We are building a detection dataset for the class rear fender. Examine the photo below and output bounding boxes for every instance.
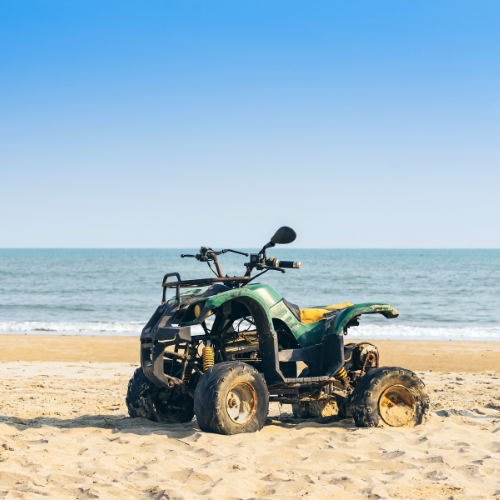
[329,303,398,335]
[293,302,398,347]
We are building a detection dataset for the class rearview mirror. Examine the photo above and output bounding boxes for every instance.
[270,226,296,245]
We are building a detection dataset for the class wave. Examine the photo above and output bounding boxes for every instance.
[0,321,499,341]
[0,321,144,336]
[349,324,500,341]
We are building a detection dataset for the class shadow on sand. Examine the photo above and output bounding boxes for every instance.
[0,413,356,436]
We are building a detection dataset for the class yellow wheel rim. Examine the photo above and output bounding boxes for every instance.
[378,385,416,427]
[225,382,257,425]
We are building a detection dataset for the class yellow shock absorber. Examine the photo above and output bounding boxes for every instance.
[335,366,348,383]
[202,346,214,372]
[183,347,197,384]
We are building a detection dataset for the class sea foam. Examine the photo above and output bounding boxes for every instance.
[0,321,143,336]
[350,323,500,341]
[0,321,499,341]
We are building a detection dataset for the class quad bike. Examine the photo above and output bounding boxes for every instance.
[127,227,429,434]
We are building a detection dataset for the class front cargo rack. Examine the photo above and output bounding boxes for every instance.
[161,272,251,305]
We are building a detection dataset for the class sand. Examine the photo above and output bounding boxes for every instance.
[0,335,138,363]
[0,337,499,499]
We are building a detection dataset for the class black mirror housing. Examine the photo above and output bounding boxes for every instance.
[270,226,296,245]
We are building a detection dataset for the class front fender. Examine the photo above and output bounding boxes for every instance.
[180,288,285,385]
[180,288,274,327]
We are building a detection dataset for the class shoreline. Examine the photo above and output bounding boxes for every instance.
[0,334,498,372]
[2,330,500,342]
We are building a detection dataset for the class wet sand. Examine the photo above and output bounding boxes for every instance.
[0,334,499,372]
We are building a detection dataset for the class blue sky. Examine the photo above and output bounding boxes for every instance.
[1,1,499,248]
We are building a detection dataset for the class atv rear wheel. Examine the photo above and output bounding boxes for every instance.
[292,399,341,419]
[291,367,344,419]
[126,365,194,423]
[194,362,269,435]
[349,367,429,428]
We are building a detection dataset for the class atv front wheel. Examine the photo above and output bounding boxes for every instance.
[126,365,194,423]
[349,367,429,428]
[194,362,269,435]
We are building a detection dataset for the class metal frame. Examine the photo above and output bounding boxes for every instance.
[140,248,396,407]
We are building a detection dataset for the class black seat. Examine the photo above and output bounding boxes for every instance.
[282,298,301,322]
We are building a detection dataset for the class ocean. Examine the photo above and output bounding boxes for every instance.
[0,249,499,341]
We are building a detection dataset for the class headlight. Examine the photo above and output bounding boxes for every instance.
[194,304,202,317]
[193,301,211,319]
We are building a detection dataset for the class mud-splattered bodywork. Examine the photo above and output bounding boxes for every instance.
[140,283,398,389]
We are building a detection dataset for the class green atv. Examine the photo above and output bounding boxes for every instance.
[127,227,429,434]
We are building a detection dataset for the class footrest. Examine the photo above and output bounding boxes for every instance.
[155,326,191,342]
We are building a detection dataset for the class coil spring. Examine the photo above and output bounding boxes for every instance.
[335,366,348,382]
[183,365,193,384]
[183,348,197,384]
[202,346,214,372]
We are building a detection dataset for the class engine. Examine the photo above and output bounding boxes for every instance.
[344,342,380,383]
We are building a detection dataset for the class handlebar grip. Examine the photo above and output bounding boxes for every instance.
[181,254,196,258]
[278,260,302,269]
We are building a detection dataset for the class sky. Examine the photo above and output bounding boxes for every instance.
[1,1,499,249]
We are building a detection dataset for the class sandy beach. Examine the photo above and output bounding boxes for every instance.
[0,336,499,499]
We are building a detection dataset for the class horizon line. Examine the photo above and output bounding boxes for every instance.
[1,247,499,251]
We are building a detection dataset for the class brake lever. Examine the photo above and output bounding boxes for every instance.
[223,249,249,257]
[180,254,207,262]
[256,265,285,273]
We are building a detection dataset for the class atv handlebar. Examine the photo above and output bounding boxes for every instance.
[277,260,302,269]
[181,249,248,259]
[180,246,300,284]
